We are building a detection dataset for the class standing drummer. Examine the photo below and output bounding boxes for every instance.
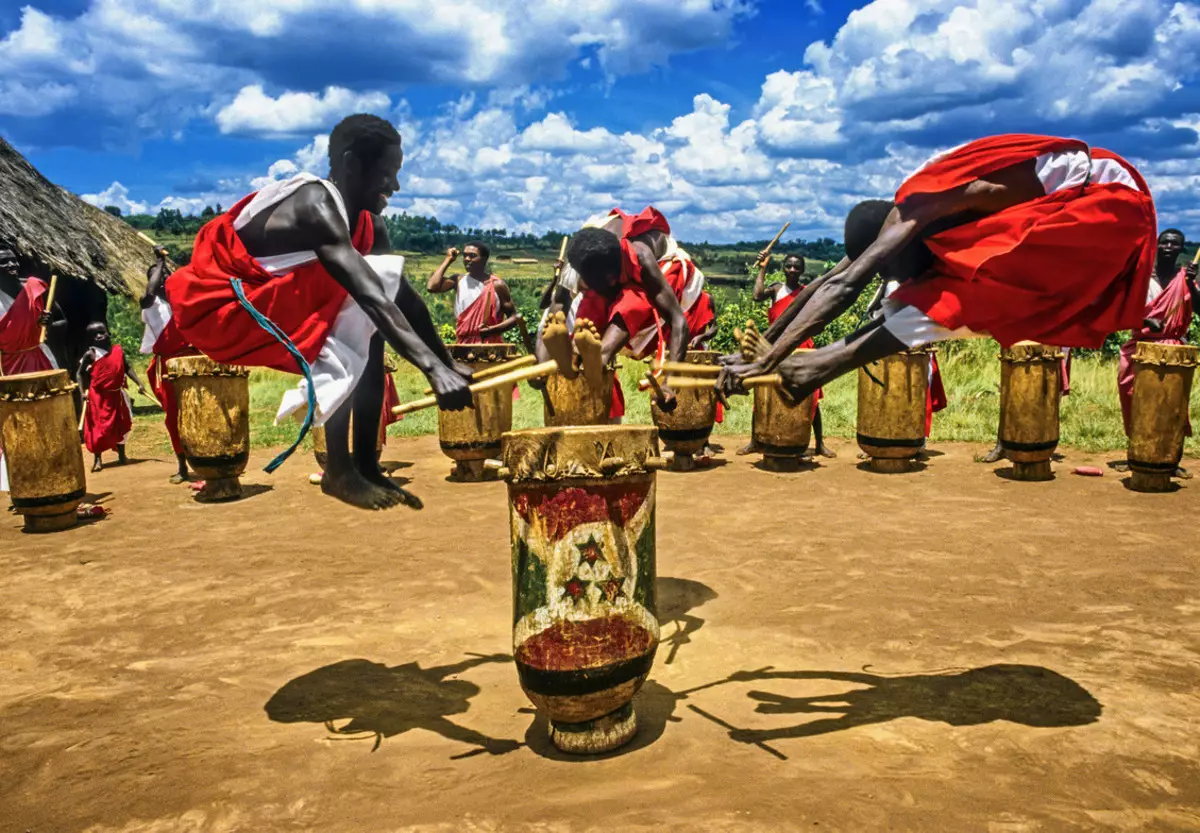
[427,242,523,344]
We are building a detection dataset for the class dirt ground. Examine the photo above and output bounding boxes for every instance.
[2,431,1199,832]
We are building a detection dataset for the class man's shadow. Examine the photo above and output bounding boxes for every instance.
[264,653,521,758]
[725,664,1101,745]
[657,577,718,665]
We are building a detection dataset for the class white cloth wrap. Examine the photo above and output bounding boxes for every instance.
[139,296,172,354]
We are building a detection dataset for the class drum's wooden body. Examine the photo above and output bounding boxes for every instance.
[1128,342,1198,492]
[166,356,250,501]
[999,342,1062,481]
[502,426,664,754]
[856,348,930,473]
[651,350,718,470]
[752,385,814,471]
[438,343,519,480]
[543,366,616,427]
[0,370,86,532]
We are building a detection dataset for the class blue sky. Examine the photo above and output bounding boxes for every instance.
[1,0,1198,243]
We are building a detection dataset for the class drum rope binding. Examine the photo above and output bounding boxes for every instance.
[230,278,315,474]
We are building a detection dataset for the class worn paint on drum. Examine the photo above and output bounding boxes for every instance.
[856,348,930,472]
[166,356,251,502]
[752,348,815,467]
[543,368,616,427]
[0,369,86,532]
[438,343,519,480]
[1128,342,1198,492]
[503,425,662,754]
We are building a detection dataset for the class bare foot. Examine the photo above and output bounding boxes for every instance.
[321,465,406,510]
[357,457,424,509]
[91,457,102,473]
[976,442,1006,464]
[736,440,759,456]
[168,473,186,485]
[816,444,837,459]
[542,311,577,378]
[1109,460,1130,473]
[857,450,869,460]
[1176,466,1192,480]
[574,318,606,391]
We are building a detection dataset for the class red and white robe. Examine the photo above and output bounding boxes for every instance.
[1117,270,1193,435]
[83,344,133,455]
[455,274,505,344]
[881,134,1155,350]
[140,296,197,457]
[0,278,58,491]
[768,283,828,418]
[879,280,946,436]
[165,173,406,427]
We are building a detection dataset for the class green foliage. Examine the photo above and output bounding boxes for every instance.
[106,294,145,356]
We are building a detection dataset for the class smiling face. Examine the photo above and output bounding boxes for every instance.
[0,247,18,279]
[349,142,403,215]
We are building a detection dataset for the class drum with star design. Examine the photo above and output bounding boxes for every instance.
[499,425,667,754]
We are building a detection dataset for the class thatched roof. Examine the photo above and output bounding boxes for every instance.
[0,135,164,298]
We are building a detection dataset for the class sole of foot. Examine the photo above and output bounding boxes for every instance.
[542,311,578,378]
[574,319,606,391]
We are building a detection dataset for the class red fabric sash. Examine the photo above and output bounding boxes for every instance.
[888,134,1156,348]
[768,285,802,324]
[0,278,53,376]
[1118,268,1195,434]
[166,192,374,373]
[685,291,715,341]
[84,345,132,454]
[925,354,948,437]
[455,276,504,344]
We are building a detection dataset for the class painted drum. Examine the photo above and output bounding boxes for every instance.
[651,350,719,471]
[0,369,86,532]
[1128,342,1198,492]
[856,347,931,474]
[543,366,616,427]
[501,425,666,754]
[438,343,520,481]
[999,342,1062,482]
[165,355,251,502]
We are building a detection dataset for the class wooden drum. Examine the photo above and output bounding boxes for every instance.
[999,342,1062,481]
[166,356,251,501]
[651,350,719,471]
[543,366,616,427]
[0,370,87,532]
[1128,342,1198,492]
[438,343,520,481]
[752,383,815,472]
[856,348,930,473]
[500,425,665,754]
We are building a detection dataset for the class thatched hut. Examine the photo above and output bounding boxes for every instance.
[0,135,165,374]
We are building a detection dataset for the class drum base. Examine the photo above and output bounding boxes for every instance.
[22,510,77,534]
[866,457,915,474]
[669,452,697,472]
[1129,469,1173,493]
[760,454,804,472]
[1010,460,1053,481]
[549,702,637,755]
[195,476,243,502]
[450,459,493,482]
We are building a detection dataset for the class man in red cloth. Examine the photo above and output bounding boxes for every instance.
[166,114,471,510]
[564,206,690,414]
[79,323,147,472]
[721,134,1157,405]
[427,242,522,344]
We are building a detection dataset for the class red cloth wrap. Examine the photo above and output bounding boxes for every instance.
[1118,268,1195,435]
[455,276,505,344]
[768,285,802,325]
[0,278,54,375]
[84,344,132,454]
[148,316,198,457]
[925,353,948,437]
[685,290,715,342]
[887,134,1156,349]
[165,192,375,373]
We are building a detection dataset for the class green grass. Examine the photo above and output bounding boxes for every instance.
[126,338,1200,459]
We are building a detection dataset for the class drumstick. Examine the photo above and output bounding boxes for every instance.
[1193,248,1200,265]
[39,274,58,344]
[394,360,557,416]
[754,222,791,266]
[78,400,87,432]
[516,315,535,354]
[686,704,787,761]
[743,373,784,387]
[662,377,719,390]
[643,371,665,399]
[653,360,721,376]
[422,354,537,394]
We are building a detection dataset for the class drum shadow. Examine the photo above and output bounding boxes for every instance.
[918,448,945,459]
[264,653,521,758]
[522,679,680,761]
[752,459,822,474]
[1119,476,1182,493]
[380,460,414,473]
[670,457,729,474]
[657,577,719,665]
[712,664,1100,753]
[190,483,274,503]
[854,461,928,474]
[130,404,161,416]
[992,466,1056,482]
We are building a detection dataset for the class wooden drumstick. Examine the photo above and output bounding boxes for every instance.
[1193,247,1200,265]
[743,373,784,387]
[394,360,557,416]
[422,354,537,394]
[662,377,719,390]
[39,274,58,344]
[516,315,535,354]
[754,222,791,266]
[78,400,87,432]
[653,360,721,376]
[644,371,665,398]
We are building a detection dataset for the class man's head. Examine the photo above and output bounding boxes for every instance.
[462,241,490,274]
[782,254,805,284]
[843,199,933,281]
[86,322,111,348]
[328,114,403,214]
[1158,228,1185,263]
[0,245,18,279]
[567,227,623,296]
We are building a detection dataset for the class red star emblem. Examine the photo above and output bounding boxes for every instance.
[564,578,588,600]
[601,579,625,602]
[576,535,605,567]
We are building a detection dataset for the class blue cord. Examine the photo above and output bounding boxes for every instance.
[230,278,316,473]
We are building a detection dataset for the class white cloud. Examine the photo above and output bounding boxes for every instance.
[79,181,149,216]
[215,85,391,137]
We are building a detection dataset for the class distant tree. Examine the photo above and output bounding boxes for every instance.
[200,205,216,219]
[103,205,122,217]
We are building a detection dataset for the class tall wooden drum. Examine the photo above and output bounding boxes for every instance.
[500,425,665,754]
[438,343,519,480]
[543,366,616,427]
[752,383,815,472]
[999,342,1062,481]
[166,356,251,501]
[1128,342,1198,492]
[651,350,719,471]
[0,370,87,532]
[856,348,930,473]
